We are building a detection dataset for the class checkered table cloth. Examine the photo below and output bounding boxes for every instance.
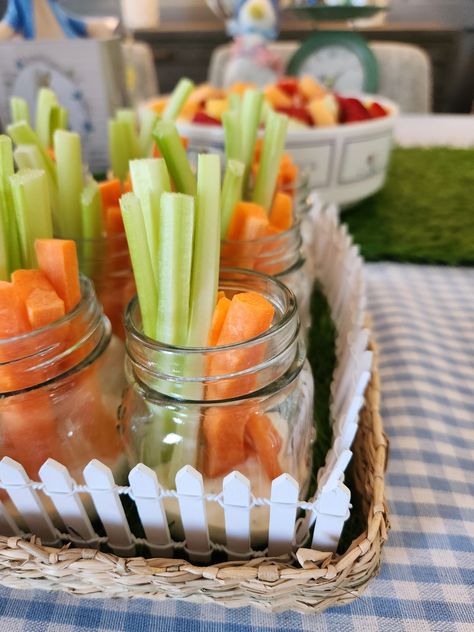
[0,262,472,631]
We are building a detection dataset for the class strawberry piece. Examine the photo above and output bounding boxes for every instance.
[191,112,222,126]
[368,102,388,118]
[276,77,299,97]
[338,97,371,124]
[275,106,313,126]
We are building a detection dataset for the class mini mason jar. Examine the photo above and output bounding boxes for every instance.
[77,234,135,340]
[120,269,315,545]
[221,215,313,334]
[0,276,127,484]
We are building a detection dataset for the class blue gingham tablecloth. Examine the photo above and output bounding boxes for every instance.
[0,262,473,632]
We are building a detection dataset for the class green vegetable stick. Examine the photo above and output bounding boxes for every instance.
[10,97,30,125]
[0,136,21,274]
[153,120,196,196]
[162,77,195,122]
[222,110,241,162]
[138,108,159,157]
[229,93,241,112]
[50,105,69,139]
[35,88,59,149]
[155,192,194,345]
[7,121,57,184]
[10,169,53,268]
[80,178,104,279]
[252,111,289,213]
[108,119,129,182]
[130,158,171,281]
[54,129,84,239]
[0,209,8,280]
[240,89,263,186]
[163,155,222,478]
[221,159,245,239]
[116,109,140,160]
[13,144,43,170]
[187,153,221,346]
[120,193,158,337]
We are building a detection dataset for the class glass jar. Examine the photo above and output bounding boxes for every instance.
[120,269,315,545]
[77,234,135,340]
[0,276,127,484]
[221,217,313,334]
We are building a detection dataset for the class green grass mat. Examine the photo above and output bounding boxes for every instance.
[345,147,474,266]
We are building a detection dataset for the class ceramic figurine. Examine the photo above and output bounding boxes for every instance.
[224,0,283,88]
[0,0,114,40]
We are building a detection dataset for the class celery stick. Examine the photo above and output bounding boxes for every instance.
[35,88,59,149]
[130,158,171,281]
[252,111,288,213]
[229,93,241,112]
[108,119,129,182]
[138,108,158,157]
[10,169,53,268]
[155,192,194,345]
[0,198,8,280]
[153,120,196,196]
[13,144,43,170]
[50,105,69,138]
[165,155,221,482]
[80,179,103,279]
[120,192,157,338]
[221,159,244,239]
[222,110,241,162]
[7,121,57,185]
[187,154,221,346]
[162,78,195,122]
[0,136,21,274]
[260,99,272,125]
[54,130,84,239]
[10,97,30,124]
[240,89,263,187]
[117,109,140,160]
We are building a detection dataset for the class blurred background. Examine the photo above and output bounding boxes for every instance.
[0,0,472,113]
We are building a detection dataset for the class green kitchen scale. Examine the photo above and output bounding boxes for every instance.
[284,2,389,93]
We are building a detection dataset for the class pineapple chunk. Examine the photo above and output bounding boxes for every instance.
[205,98,229,121]
[299,75,327,101]
[308,96,338,127]
[264,85,293,109]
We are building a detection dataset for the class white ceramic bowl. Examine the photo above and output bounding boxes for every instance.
[177,95,399,206]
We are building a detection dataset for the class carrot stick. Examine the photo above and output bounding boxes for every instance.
[105,205,125,236]
[227,201,269,241]
[207,295,231,346]
[12,269,65,329]
[35,239,81,312]
[99,178,122,212]
[0,280,30,339]
[202,292,274,477]
[245,412,283,480]
[269,191,293,231]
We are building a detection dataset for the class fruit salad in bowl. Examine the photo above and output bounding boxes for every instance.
[148,77,398,206]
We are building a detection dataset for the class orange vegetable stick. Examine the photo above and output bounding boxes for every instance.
[99,178,122,212]
[0,281,30,339]
[208,295,231,346]
[12,269,65,329]
[245,413,283,480]
[0,282,61,474]
[202,292,275,477]
[269,192,293,231]
[105,205,125,236]
[35,239,81,312]
[227,202,269,241]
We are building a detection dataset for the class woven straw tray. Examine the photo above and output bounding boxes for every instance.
[0,350,388,613]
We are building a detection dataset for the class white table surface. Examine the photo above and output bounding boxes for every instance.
[394,114,474,148]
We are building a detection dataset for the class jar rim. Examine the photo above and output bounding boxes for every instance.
[124,267,298,355]
[0,275,94,346]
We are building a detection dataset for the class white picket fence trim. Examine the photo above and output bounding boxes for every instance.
[0,200,371,560]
